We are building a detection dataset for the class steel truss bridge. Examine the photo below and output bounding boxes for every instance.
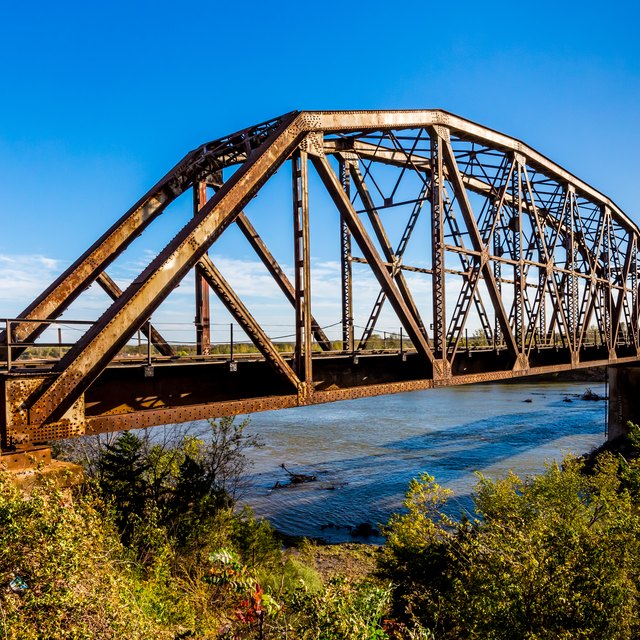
[1,110,639,454]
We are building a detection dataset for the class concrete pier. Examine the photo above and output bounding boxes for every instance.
[608,365,640,440]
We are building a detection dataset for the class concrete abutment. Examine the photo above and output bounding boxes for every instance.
[608,365,640,440]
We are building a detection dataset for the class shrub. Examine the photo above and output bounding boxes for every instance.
[382,454,640,639]
[61,416,261,555]
[0,471,161,639]
[284,577,393,640]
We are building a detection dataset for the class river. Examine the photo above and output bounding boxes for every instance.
[239,380,607,543]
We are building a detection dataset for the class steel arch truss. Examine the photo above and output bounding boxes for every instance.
[2,110,639,445]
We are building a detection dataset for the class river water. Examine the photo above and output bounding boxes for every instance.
[239,380,607,543]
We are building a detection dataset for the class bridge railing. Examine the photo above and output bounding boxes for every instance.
[1,317,421,371]
[2,318,95,373]
[2,315,629,375]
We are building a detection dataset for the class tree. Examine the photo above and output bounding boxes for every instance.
[97,430,149,544]
[470,327,489,346]
[61,416,261,553]
[382,454,640,639]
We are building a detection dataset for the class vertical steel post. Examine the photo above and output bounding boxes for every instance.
[632,242,638,346]
[194,182,211,355]
[430,130,446,360]
[58,327,63,359]
[147,320,152,365]
[539,276,547,345]
[293,150,313,383]
[512,156,523,354]
[493,222,502,348]
[339,158,354,352]
[571,197,580,352]
[5,319,11,373]
[601,205,612,352]
[565,187,577,352]
[0,321,6,445]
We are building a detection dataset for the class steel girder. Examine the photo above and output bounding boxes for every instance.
[0,114,294,361]
[3,109,640,444]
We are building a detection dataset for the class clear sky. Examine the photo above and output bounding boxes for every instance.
[0,0,638,344]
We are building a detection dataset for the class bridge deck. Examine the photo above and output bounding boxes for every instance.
[1,344,629,443]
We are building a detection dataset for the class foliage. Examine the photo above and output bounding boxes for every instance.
[96,430,149,544]
[206,547,281,637]
[0,471,160,639]
[284,577,393,640]
[27,416,640,638]
[5,412,424,639]
[382,452,640,639]
[380,473,455,624]
[62,416,260,553]
[201,542,403,640]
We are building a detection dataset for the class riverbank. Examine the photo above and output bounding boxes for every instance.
[6,410,634,639]
[286,540,380,581]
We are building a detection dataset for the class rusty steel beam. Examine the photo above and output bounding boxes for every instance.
[196,255,300,390]
[512,159,524,352]
[438,132,519,361]
[356,182,429,350]
[446,259,485,360]
[431,129,447,360]
[4,109,639,443]
[7,347,640,445]
[95,272,175,357]
[235,212,332,351]
[338,157,355,351]
[77,352,640,436]
[350,165,394,258]
[292,150,313,387]
[328,138,616,292]
[325,138,430,171]
[520,168,558,355]
[194,182,212,355]
[545,190,600,346]
[348,164,427,341]
[580,208,609,347]
[317,111,637,235]
[24,111,303,426]
[0,170,182,356]
[311,154,438,374]
[0,115,293,360]
[612,234,635,346]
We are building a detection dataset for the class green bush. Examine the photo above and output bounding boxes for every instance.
[260,556,323,596]
[382,454,640,639]
[284,577,393,640]
[0,472,161,639]
[62,416,260,556]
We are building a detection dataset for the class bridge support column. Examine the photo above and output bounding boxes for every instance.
[608,364,640,440]
[194,182,211,355]
[1,376,7,450]
[293,149,312,384]
[339,157,354,352]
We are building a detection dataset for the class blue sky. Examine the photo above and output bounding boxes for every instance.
[0,0,638,344]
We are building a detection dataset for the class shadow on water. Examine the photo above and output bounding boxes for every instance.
[241,385,606,542]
